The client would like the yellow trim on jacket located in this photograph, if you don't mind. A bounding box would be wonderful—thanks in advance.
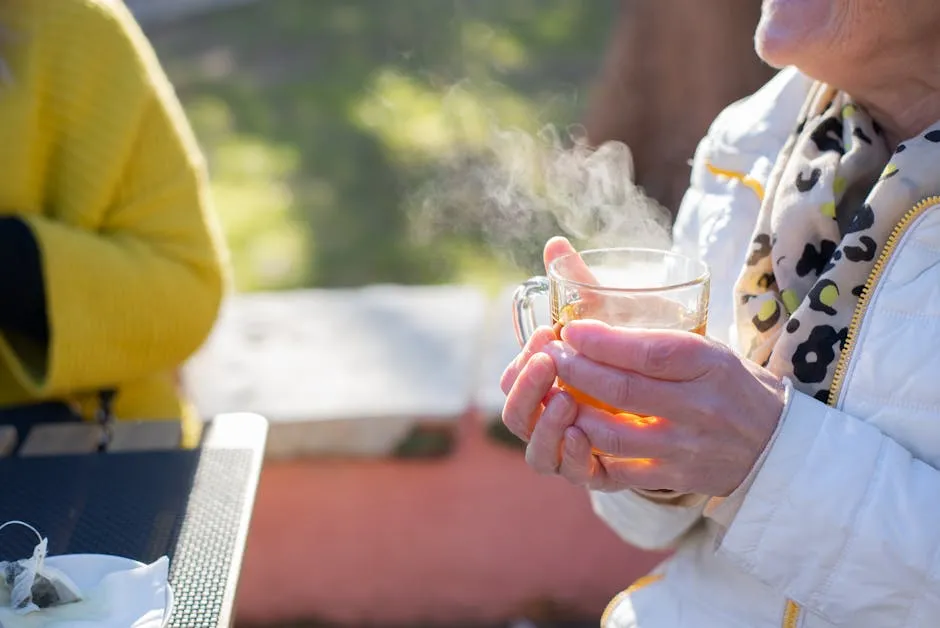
[704,160,766,202]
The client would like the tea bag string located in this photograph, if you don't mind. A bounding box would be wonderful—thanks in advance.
[0,520,47,570]
[0,521,43,547]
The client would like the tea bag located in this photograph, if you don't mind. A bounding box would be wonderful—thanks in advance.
[0,521,81,614]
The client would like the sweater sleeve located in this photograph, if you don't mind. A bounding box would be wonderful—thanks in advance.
[0,0,227,396]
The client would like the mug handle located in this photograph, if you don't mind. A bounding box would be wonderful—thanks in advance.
[512,276,550,347]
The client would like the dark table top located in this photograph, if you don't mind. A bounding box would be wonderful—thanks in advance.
[0,413,267,628]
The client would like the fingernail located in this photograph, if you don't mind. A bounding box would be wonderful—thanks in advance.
[541,340,571,360]
[547,392,574,417]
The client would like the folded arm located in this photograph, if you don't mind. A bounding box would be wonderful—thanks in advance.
[0,1,226,398]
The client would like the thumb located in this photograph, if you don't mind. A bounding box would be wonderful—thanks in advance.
[543,237,597,285]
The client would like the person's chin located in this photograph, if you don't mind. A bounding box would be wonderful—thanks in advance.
[754,25,801,69]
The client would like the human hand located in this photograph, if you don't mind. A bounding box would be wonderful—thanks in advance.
[500,235,585,401]
[500,321,689,493]
[537,320,786,497]
[500,236,605,479]
[502,343,648,492]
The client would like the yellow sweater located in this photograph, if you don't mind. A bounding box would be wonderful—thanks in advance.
[0,0,227,446]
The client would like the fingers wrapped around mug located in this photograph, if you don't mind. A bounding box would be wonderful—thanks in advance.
[508,386,622,491]
[538,320,786,497]
[501,351,558,443]
[500,325,558,397]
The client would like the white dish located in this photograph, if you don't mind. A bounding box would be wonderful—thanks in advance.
[1,554,173,627]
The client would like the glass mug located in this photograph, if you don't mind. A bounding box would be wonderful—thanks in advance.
[512,247,710,438]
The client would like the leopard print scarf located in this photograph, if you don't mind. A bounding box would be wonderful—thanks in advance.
[734,83,940,403]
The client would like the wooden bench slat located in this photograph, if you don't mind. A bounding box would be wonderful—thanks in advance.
[20,424,101,457]
[17,419,184,457]
[107,420,182,452]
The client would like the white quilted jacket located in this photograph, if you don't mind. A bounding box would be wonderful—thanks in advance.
[596,67,940,628]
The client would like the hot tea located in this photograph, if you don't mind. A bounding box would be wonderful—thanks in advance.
[551,298,706,420]
[513,247,709,457]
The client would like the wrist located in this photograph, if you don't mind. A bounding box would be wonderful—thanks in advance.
[709,377,794,525]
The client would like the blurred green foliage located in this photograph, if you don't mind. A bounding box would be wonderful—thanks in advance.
[148,0,617,292]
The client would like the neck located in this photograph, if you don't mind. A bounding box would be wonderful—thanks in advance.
[854,81,940,149]
[841,50,940,149]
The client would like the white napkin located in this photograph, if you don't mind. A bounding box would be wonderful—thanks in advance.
[0,556,169,628]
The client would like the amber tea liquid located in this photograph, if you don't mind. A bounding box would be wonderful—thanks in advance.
[511,248,710,466]
[551,298,706,420]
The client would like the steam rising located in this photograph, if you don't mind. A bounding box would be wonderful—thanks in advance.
[410,115,673,271]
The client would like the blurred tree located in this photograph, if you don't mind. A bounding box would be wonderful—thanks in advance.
[142,0,770,291]
[146,0,618,291]
[583,0,774,215]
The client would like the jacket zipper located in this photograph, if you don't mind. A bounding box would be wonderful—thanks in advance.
[706,170,939,628]
[782,196,940,628]
[826,195,940,407]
